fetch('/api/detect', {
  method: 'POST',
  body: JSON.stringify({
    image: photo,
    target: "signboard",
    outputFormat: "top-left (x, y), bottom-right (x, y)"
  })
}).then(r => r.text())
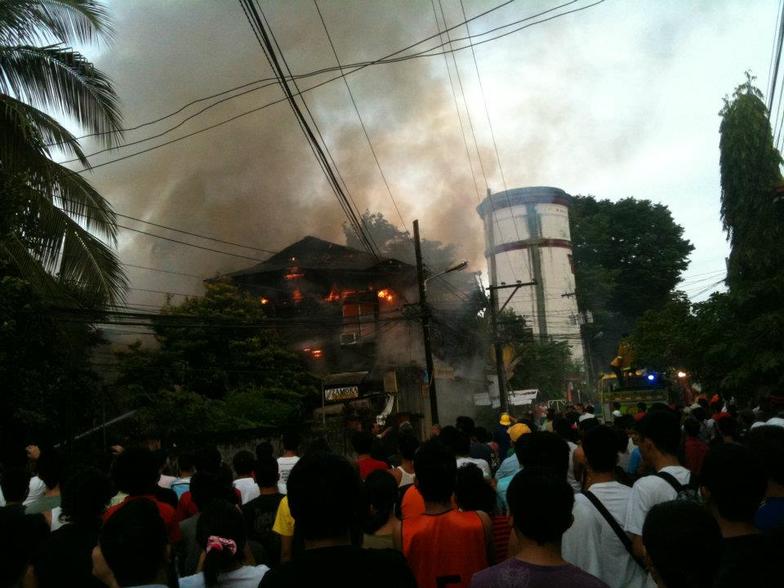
top-left (324, 385), bottom-right (360, 403)
top-left (473, 392), bottom-right (491, 406)
top-left (509, 389), bottom-right (538, 406)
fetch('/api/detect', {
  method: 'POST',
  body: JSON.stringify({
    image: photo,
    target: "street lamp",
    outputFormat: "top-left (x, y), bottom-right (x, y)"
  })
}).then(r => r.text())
top-left (424, 260), bottom-right (468, 289)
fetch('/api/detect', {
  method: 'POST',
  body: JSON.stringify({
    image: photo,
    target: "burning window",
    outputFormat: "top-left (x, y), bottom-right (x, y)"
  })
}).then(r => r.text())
top-left (377, 288), bottom-right (395, 303)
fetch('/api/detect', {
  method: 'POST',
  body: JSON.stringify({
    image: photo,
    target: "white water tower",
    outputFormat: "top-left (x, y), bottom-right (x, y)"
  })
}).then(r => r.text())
top-left (477, 187), bottom-right (585, 366)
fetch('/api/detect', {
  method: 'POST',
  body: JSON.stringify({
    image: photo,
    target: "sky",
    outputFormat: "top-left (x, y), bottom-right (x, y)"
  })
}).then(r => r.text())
top-left (65, 0), bottom-right (778, 312)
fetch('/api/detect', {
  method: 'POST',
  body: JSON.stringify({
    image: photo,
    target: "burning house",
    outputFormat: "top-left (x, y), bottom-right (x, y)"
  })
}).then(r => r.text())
top-left (224, 236), bottom-right (486, 430)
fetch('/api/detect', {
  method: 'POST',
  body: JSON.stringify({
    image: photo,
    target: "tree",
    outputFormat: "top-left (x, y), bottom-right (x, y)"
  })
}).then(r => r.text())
top-left (0, 0), bottom-right (126, 303)
top-left (115, 281), bottom-right (320, 439)
top-left (631, 291), bottom-right (694, 372)
top-left (570, 196), bottom-right (693, 373)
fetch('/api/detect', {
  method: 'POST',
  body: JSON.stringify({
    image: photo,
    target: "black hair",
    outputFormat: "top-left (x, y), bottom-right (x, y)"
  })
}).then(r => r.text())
top-left (60, 467), bottom-right (112, 528)
top-left (716, 416), bottom-right (738, 440)
top-left (0, 467), bottom-right (30, 503)
top-left (36, 448), bottom-right (63, 490)
top-left (683, 417), bottom-right (701, 438)
top-left (553, 417), bottom-right (577, 444)
top-left (643, 501), bottom-right (722, 588)
top-left (282, 431), bottom-right (300, 452)
top-left (612, 401), bottom-right (621, 410)
top-left (697, 398), bottom-right (709, 410)
top-left (585, 405), bottom-right (595, 414)
top-left (99, 498), bottom-right (168, 587)
top-left (190, 467), bottom-right (236, 512)
top-left (582, 426), bottom-right (619, 473)
top-left (455, 416), bottom-right (475, 436)
top-left (255, 456), bottom-right (279, 488)
top-left (305, 436), bottom-right (331, 455)
top-left (507, 468), bottom-right (574, 545)
top-left (437, 425), bottom-right (459, 454)
top-left (255, 442), bottom-right (274, 462)
top-left (746, 425), bottom-right (784, 486)
top-left (474, 427), bottom-right (491, 443)
top-left (197, 500), bottom-right (246, 587)
top-left (399, 434), bottom-right (419, 461)
top-left (112, 447), bottom-right (159, 496)
top-left (362, 470), bottom-right (397, 535)
top-left (578, 417), bottom-right (600, 435)
top-left (700, 444), bottom-right (766, 522)
top-left (455, 463), bottom-right (496, 514)
top-left (178, 452), bottom-right (196, 474)
top-left (453, 431), bottom-right (471, 456)
top-left (351, 431), bottom-right (374, 455)
top-left (514, 432), bottom-right (569, 481)
top-left (637, 402), bottom-right (647, 412)
top-left (232, 450), bottom-right (256, 478)
top-left (414, 439), bottom-right (456, 503)
top-left (0, 504), bottom-right (48, 586)
top-left (691, 406), bottom-right (707, 422)
top-left (287, 452), bottom-right (362, 541)
top-left (194, 447), bottom-right (223, 473)
top-left (637, 410), bottom-right (681, 456)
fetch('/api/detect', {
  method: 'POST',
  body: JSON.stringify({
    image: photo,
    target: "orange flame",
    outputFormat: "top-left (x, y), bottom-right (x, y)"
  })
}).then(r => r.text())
top-left (259, 297), bottom-right (270, 305)
top-left (292, 288), bottom-right (303, 303)
top-left (377, 288), bottom-right (395, 302)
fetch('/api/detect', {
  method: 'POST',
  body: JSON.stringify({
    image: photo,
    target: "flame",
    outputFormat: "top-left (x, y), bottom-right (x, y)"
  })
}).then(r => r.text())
top-left (284, 271), bottom-right (304, 280)
top-left (312, 348), bottom-right (323, 359)
top-left (377, 288), bottom-right (395, 303)
top-left (325, 287), bottom-right (341, 302)
top-left (259, 296), bottom-right (270, 305)
top-left (292, 288), bottom-right (303, 303)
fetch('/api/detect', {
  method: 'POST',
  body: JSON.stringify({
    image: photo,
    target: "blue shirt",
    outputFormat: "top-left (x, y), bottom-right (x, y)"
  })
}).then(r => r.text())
top-left (626, 447), bottom-right (641, 475)
top-left (496, 472), bottom-right (517, 514)
top-left (755, 497), bottom-right (784, 532)
top-left (495, 455), bottom-right (520, 481)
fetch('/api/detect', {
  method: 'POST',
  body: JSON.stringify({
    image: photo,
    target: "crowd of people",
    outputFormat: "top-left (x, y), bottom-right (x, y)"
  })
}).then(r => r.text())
top-left (1, 395), bottom-right (783, 588)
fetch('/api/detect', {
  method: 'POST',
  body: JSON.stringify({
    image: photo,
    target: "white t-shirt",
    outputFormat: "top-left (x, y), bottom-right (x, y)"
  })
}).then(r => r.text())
top-left (179, 564), bottom-right (269, 588)
top-left (23, 476), bottom-right (46, 506)
top-left (233, 477), bottom-right (260, 505)
top-left (563, 482), bottom-right (648, 588)
top-left (456, 457), bottom-right (491, 479)
top-left (624, 465), bottom-right (692, 535)
top-left (617, 437), bottom-right (635, 472)
top-left (158, 474), bottom-right (176, 489)
top-left (277, 456), bottom-right (299, 495)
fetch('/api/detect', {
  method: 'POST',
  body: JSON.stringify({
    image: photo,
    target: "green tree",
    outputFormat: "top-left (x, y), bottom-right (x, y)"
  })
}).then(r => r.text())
top-left (570, 196), bottom-right (693, 373)
top-left (631, 291), bottom-right (694, 372)
top-left (508, 338), bottom-right (574, 401)
top-left (0, 0), bottom-right (125, 303)
top-left (116, 281), bottom-right (319, 439)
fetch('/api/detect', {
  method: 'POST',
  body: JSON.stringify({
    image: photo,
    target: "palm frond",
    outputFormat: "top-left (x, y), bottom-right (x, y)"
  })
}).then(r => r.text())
top-left (0, 44), bottom-right (123, 147)
top-left (0, 93), bottom-right (88, 169)
top-left (0, 0), bottom-right (111, 47)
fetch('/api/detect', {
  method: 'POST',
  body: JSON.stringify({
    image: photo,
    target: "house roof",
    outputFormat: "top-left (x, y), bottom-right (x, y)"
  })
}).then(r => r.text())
top-left (227, 236), bottom-right (411, 278)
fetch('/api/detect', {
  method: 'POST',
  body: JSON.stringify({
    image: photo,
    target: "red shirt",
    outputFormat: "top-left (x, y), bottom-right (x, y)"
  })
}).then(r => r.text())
top-left (684, 436), bottom-right (709, 476)
top-left (103, 495), bottom-right (182, 543)
top-left (357, 456), bottom-right (388, 481)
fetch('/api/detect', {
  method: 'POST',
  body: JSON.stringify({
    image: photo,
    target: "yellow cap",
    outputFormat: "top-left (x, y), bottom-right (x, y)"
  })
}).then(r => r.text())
top-left (508, 423), bottom-right (532, 443)
top-left (499, 412), bottom-right (512, 426)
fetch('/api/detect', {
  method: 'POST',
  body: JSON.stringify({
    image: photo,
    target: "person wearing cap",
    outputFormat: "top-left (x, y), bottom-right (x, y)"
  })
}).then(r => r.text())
top-left (495, 424), bottom-right (531, 481)
top-left (493, 413), bottom-right (514, 462)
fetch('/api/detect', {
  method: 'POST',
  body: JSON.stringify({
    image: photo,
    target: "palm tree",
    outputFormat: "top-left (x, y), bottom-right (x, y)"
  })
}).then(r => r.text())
top-left (0, 0), bottom-right (126, 304)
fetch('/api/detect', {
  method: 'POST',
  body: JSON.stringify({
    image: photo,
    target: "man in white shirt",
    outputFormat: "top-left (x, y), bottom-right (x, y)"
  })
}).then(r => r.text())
top-left (563, 426), bottom-right (647, 588)
top-left (624, 410), bottom-right (693, 561)
top-left (232, 450), bottom-right (260, 505)
top-left (454, 430), bottom-right (491, 479)
top-left (277, 432), bottom-right (300, 495)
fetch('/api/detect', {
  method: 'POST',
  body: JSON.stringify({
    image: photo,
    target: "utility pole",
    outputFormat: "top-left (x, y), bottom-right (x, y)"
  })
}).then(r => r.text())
top-left (413, 219), bottom-right (439, 427)
top-left (488, 281), bottom-right (536, 413)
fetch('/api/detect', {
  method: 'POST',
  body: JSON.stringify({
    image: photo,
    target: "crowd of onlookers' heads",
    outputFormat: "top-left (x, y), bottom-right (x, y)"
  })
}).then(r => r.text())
top-left (1, 394), bottom-right (783, 588)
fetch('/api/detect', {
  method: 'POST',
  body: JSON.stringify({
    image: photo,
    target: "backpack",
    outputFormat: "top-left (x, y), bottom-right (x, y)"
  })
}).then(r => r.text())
top-left (656, 471), bottom-right (700, 503)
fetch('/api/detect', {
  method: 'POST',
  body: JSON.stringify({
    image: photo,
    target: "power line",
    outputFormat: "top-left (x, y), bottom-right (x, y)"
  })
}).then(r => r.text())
top-left (124, 263), bottom-right (204, 279)
top-left (66, 0), bottom-right (603, 174)
top-left (312, 0), bottom-right (408, 233)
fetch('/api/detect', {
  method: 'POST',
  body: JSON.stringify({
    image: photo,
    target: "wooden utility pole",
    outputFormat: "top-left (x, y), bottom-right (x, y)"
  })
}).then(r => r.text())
top-left (413, 220), bottom-right (439, 426)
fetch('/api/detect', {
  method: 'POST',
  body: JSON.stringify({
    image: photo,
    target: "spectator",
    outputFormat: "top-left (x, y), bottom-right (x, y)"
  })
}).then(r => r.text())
top-left (494, 423), bottom-right (530, 481)
top-left (242, 455), bottom-right (284, 567)
top-left (456, 463), bottom-right (509, 563)
top-left (172, 453), bottom-right (196, 499)
top-left (493, 412), bottom-right (513, 461)
top-left (634, 402), bottom-right (647, 422)
top-left (232, 450), bottom-right (260, 505)
top-left (362, 470), bottom-right (399, 549)
top-left (579, 405), bottom-right (596, 422)
top-left (553, 418), bottom-right (582, 492)
top-left (352, 431), bottom-right (389, 481)
top-left (23, 444), bottom-right (47, 506)
top-left (179, 468), bottom-right (236, 577)
top-left (104, 447), bottom-right (182, 544)
top-left (391, 434), bottom-right (418, 488)
top-left (35, 467), bottom-right (112, 588)
top-left (562, 426), bottom-right (647, 588)
top-left (93, 498), bottom-right (171, 588)
top-left (180, 499), bottom-right (269, 587)
top-left (277, 432), bottom-right (300, 495)
top-left (453, 430), bottom-right (491, 479)
top-left (25, 448), bottom-right (63, 525)
top-left (260, 452), bottom-right (416, 587)
top-left (470, 468), bottom-right (608, 588)
top-left (682, 417), bottom-right (709, 476)
top-left (624, 410), bottom-right (694, 560)
top-left (399, 439), bottom-right (491, 588)
top-left (748, 425), bottom-right (784, 531)
top-left (716, 415), bottom-right (739, 444)
top-left (543, 407), bottom-right (556, 432)
top-left (0, 467), bottom-right (49, 588)
top-left (177, 447), bottom-right (225, 522)
top-left (699, 444), bottom-right (777, 587)
top-left (642, 501), bottom-right (722, 588)
top-left (271, 495), bottom-right (296, 564)
top-left (611, 402), bottom-right (623, 419)
top-left (472, 427), bottom-right (495, 470)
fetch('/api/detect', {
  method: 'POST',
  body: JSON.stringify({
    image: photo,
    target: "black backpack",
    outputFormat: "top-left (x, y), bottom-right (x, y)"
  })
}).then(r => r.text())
top-left (656, 471), bottom-right (700, 503)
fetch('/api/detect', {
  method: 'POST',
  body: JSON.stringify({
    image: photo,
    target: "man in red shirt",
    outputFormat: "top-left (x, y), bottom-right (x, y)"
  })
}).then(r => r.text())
top-left (103, 447), bottom-right (181, 543)
top-left (352, 431), bottom-right (389, 480)
top-left (683, 417), bottom-right (709, 476)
